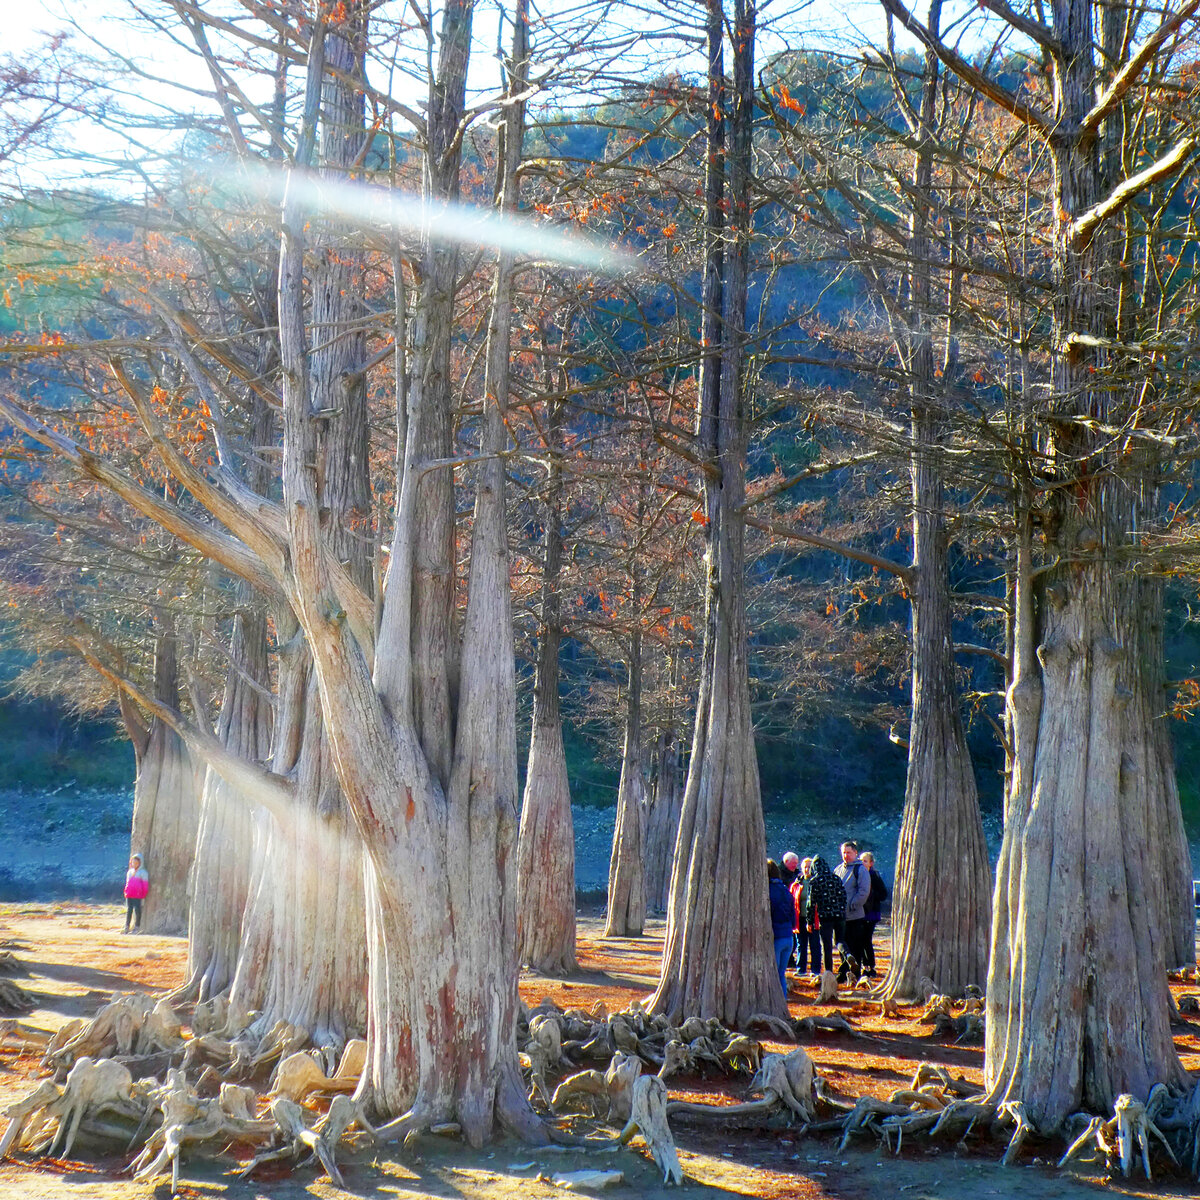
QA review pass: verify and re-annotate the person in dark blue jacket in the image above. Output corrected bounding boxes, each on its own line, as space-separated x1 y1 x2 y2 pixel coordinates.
768 859 795 998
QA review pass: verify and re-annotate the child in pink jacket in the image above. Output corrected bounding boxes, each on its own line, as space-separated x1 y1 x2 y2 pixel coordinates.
123 853 149 933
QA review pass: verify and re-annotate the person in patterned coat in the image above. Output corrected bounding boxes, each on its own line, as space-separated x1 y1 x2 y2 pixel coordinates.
803 854 845 980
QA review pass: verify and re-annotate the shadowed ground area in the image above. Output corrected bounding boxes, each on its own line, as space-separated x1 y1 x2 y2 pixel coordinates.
0 902 1195 1199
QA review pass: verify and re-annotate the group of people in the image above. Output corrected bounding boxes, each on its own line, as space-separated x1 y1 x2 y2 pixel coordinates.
767 841 889 996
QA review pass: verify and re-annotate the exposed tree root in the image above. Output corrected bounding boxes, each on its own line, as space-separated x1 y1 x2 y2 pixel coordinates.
826 1059 1200 1185
42 995 184 1072
0 1020 51 1052
796 1012 861 1038
238 1095 364 1188
1057 1085 1187 1180
0 982 375 1192
666 1049 817 1125
16 980 1200 1194
0 980 35 1015
617 1075 682 1185
270 1042 364 1104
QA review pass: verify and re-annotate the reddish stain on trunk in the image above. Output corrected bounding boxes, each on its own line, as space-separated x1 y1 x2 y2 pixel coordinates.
405 788 415 822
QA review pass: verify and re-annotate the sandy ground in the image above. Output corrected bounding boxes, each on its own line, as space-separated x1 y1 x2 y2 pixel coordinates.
0 903 1196 1199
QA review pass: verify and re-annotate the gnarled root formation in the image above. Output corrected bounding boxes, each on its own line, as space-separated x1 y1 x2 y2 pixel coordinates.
521 999 766 1091
1059 1084 1200 1181
0 984 370 1192
617 1076 683 1185
0 980 34 1015
831 1064 1200 1182
0 951 34 1014
524 998 788 1184
238 1095 369 1189
1 1057 149 1160
666 1049 817 1127
41 994 184 1073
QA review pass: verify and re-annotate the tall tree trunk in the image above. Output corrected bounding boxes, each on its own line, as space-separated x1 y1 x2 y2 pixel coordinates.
182 600 272 999
645 659 684 915
985 0 1187 1126
231 12 377 1035
885 0 990 999
231 627 368 1045
517 398 577 972
650 0 786 1024
606 636 646 937
278 0 543 1142
888 409 990 997
130 616 201 935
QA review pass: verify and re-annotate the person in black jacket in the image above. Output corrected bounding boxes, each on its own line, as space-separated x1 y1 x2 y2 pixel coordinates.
860 851 889 978
804 855 846 979
768 860 795 998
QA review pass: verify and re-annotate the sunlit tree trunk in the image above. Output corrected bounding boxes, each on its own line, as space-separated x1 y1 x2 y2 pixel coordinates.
885 0 989 1000
231 15 375 1040
517 394 576 973
277 0 544 1141
130 616 201 935
985 0 1188 1126
650 0 786 1024
182 600 271 999
231 621 368 1045
645 655 684 915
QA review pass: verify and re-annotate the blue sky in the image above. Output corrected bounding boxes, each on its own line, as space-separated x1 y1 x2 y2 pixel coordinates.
8 0 1009 188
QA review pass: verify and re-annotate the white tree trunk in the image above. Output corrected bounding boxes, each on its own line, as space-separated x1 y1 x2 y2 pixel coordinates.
275 0 544 1143
644 722 683 915
517 394 576 973
518 718 577 972
230 644 367 1045
985 0 1187 1125
183 605 272 999
130 627 201 936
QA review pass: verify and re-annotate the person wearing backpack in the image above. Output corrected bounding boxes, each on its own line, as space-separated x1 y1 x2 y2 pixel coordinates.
834 841 871 982
804 855 845 981
860 851 889 978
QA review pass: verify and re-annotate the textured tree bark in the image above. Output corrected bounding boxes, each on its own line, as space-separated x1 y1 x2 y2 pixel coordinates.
517 396 577 973
182 602 272 1000
884 1 990 1000
985 0 1188 1127
644 701 684 915
225 14 375 1036
886 423 990 999
517 718 577 971
605 638 647 938
130 620 201 936
277 0 543 1142
230 632 368 1045
650 0 787 1025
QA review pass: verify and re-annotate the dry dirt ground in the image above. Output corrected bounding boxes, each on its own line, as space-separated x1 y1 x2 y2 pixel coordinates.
0 903 1197 1200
